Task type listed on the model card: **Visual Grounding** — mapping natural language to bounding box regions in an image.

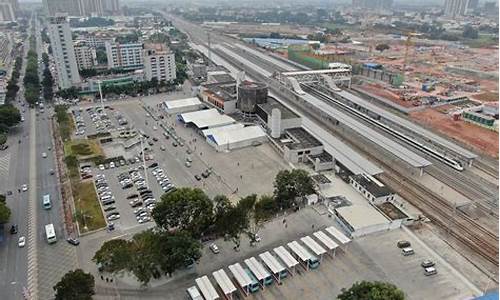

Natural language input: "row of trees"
[0,104,21,144]
[42,53,54,101]
[5,56,22,103]
[24,32,41,105]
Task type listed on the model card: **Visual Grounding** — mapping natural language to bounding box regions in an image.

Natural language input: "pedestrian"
[311,224,315,229]
[240,175,243,180]
[237,162,239,166]
[105,277,109,283]
[100,275,104,280]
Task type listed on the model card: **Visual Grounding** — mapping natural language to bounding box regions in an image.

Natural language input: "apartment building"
[74,42,97,70]
[47,15,81,89]
[105,42,143,70]
[143,43,176,82]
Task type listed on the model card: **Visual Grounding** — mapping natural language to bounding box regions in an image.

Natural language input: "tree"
[0,104,21,129]
[53,269,95,300]
[96,50,107,65]
[0,201,11,224]
[273,169,315,209]
[463,25,478,39]
[337,281,405,300]
[375,43,390,52]
[93,239,134,273]
[93,230,202,285]
[152,188,213,237]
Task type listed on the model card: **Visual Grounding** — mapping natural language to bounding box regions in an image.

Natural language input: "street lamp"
[139,136,149,188]
[97,80,105,112]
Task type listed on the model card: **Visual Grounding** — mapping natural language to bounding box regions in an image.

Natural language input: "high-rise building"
[47,15,81,89]
[0,0,17,21]
[352,0,393,10]
[74,42,97,70]
[105,42,144,70]
[444,0,470,17]
[44,0,119,16]
[102,0,120,14]
[143,43,176,82]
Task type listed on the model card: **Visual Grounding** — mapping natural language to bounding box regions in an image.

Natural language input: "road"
[0,12,78,300]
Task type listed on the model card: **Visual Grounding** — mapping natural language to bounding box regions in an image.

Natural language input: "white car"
[42,152,47,158]
[21,184,28,192]
[99,164,105,170]
[18,236,26,248]
[209,243,220,254]
[109,162,115,168]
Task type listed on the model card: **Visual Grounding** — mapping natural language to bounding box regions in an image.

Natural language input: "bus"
[42,194,51,209]
[45,224,57,244]
[244,268,260,293]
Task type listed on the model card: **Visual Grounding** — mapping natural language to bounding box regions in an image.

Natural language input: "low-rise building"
[349,174,395,204]
[199,82,237,114]
[80,69,144,93]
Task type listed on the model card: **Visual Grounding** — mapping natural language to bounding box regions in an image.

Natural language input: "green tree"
[155,231,202,276]
[273,169,315,209]
[152,187,213,237]
[96,50,107,65]
[0,104,21,128]
[254,194,277,222]
[93,239,134,273]
[375,43,390,52]
[0,201,11,224]
[53,269,95,300]
[337,281,405,300]
[463,25,478,39]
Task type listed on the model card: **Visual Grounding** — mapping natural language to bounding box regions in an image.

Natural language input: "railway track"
[475,159,499,179]
[211,44,500,267]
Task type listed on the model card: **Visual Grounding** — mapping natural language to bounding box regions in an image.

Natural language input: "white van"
[424,267,437,276]
[402,247,414,256]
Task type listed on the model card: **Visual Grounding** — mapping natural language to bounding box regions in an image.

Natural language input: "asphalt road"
[0,13,78,300]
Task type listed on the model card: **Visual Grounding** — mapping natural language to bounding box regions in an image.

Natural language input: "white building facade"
[47,15,81,89]
[105,42,143,70]
[143,43,176,82]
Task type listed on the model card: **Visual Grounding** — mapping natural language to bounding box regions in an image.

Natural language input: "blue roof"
[474,291,499,300]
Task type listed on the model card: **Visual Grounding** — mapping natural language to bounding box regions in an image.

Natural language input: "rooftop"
[335,205,390,231]
[179,108,236,129]
[164,97,202,110]
[257,96,300,120]
[350,174,393,198]
[203,124,266,146]
[284,127,323,150]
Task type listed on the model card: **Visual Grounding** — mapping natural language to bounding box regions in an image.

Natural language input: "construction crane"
[402,32,421,77]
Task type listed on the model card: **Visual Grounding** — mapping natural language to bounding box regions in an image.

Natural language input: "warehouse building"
[163,97,204,114]
[202,124,267,152]
[178,108,236,130]
[333,205,394,238]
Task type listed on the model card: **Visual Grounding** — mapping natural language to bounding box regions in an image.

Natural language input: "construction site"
[270,33,499,158]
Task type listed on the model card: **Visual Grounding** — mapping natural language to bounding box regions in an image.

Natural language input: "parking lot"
[82,206,478,300]
[113,100,289,201]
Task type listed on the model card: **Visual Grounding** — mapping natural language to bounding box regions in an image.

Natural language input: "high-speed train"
[304,85,464,171]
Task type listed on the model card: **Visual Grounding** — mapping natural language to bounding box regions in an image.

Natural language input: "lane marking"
[26,108,39,299]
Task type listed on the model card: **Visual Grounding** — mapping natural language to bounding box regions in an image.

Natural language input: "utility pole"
[139,136,149,188]
[97,80,105,112]
[207,32,212,63]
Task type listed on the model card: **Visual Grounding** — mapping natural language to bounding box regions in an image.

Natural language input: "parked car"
[10,224,18,234]
[397,240,411,248]
[424,267,437,276]
[421,260,435,268]
[194,175,201,181]
[66,238,80,246]
[209,243,220,254]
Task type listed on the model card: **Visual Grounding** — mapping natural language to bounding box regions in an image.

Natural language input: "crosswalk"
[0,153,11,180]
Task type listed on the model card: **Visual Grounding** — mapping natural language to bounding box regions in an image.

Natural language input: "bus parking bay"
[184,208,479,300]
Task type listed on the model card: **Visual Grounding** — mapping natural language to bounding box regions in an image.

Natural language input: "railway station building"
[349,173,395,204]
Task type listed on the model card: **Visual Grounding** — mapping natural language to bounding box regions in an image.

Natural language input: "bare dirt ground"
[410,108,499,158]
[357,84,415,108]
